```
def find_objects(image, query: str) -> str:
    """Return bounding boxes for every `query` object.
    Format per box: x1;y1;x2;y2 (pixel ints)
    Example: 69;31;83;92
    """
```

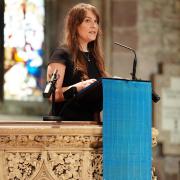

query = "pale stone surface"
153;63;180;155
0;121;157;180
153;62;180;180
0;121;102;180
137;0;180;80
153;74;180;155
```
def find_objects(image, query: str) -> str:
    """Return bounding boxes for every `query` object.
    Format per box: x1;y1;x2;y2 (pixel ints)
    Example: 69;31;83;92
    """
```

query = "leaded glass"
4;0;44;101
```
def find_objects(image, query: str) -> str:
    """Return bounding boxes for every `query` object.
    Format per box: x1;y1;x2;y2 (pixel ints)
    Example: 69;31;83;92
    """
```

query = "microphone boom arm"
114;42;137;80
114;42;160;103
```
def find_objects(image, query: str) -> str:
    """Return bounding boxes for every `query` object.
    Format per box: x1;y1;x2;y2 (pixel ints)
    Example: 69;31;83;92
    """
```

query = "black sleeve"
48;46;71;65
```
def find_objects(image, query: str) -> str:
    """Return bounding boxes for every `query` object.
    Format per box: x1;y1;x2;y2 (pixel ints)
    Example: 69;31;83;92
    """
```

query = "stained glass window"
4;0;44;101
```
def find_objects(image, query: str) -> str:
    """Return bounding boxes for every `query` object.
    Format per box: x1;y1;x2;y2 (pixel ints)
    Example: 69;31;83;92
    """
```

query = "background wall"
0;0;180;179
45;0;180;81
44;1;180;179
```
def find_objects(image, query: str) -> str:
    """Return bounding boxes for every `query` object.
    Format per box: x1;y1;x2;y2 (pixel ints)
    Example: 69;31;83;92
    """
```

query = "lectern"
102;78;152;180
66;78;152;179
43;77;152;179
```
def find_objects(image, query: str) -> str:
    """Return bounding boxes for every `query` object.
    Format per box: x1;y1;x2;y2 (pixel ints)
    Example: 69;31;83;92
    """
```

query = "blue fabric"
102;79;152;180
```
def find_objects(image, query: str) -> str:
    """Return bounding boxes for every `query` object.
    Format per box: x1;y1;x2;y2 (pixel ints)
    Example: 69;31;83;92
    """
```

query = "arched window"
4;0;45;101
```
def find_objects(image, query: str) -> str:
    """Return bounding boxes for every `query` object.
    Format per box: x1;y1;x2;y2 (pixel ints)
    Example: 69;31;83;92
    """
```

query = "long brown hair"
63;3;107;80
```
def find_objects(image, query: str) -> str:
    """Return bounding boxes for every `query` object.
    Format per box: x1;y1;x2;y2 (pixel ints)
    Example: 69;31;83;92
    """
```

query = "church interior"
0;0;180;179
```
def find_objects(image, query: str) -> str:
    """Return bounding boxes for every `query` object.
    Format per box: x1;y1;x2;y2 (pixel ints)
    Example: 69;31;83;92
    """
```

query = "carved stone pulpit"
0;121;102;180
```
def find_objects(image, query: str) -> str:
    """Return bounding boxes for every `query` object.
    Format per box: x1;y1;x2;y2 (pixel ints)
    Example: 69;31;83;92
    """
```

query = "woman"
47;3;108;121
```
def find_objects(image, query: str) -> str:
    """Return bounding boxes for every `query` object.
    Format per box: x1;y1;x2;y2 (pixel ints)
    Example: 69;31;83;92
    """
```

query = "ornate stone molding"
0;122;102;180
0;122;153;179
0;134;102;149
152;128;159;180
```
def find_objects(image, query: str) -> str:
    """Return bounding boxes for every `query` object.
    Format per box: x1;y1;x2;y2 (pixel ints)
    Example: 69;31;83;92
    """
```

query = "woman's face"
77;10;99;48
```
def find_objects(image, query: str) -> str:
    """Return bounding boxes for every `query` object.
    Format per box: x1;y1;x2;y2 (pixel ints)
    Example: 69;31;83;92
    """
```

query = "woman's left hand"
82;79;97;88
75;79;97;92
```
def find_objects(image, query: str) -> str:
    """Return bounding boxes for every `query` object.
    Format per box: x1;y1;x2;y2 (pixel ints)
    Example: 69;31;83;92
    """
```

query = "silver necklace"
83;52;91;62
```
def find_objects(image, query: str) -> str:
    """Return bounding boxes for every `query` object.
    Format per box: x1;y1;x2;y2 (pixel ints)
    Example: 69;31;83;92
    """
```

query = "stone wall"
153;63;180;180
110;0;180;80
137;1;180;180
109;1;180;180
138;0;180;79
111;0;138;79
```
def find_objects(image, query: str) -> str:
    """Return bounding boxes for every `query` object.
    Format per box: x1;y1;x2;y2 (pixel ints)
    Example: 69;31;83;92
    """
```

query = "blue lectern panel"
103;79;152;180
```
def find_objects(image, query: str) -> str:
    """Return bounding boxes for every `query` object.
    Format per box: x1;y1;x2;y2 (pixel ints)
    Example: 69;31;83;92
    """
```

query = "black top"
48;45;101;121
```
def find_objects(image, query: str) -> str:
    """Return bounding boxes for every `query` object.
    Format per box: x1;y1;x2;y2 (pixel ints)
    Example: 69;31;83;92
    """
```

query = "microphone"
114;42;137;80
43;69;58;98
114;42;160;103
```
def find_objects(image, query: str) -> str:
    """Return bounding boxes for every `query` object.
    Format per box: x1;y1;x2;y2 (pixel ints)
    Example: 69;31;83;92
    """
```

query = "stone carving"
3;151;103;180
0;134;102;148
32;162;56;180
34;135;56;144
0;124;103;179
5;152;42;180
0;135;16;144
16;135;29;145
0;123;155;179
152;128;159;180
0;127;102;179
90;153;103;180
33;135;102;145
47;152;82;179
152;128;159;148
